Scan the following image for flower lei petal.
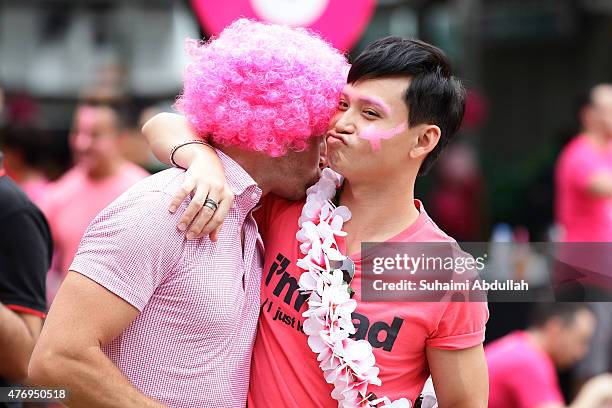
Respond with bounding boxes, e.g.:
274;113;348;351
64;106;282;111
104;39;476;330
295;168;413;408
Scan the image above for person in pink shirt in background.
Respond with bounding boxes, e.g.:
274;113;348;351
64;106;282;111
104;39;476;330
486;303;612;408
28;19;348;408
40;101;148;299
554;84;612;397
555;84;612;243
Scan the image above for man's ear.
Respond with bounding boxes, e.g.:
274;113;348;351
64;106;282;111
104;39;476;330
319;137;328;169
409;125;441;160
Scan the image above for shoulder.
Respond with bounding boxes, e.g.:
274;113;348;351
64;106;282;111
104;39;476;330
0;177;43;221
400;200;457;244
0;176;27;216
487;333;541;366
120;161;150;181
40;167;85;209
558;135;593;163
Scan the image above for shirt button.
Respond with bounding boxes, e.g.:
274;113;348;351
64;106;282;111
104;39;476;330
251;192;258;200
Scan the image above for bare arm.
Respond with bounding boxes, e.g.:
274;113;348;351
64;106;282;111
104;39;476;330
0;304;42;382
28;272;165;408
142;112;233;240
564;373;612;408
426;344;488;408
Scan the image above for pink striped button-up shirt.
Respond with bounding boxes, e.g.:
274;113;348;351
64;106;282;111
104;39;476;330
70;150;262;407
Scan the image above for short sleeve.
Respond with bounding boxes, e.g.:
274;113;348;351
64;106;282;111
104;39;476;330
426;300;489;350
69;190;187;312
0;209;51;316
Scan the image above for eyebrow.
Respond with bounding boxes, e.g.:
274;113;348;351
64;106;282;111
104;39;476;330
342;90;392;115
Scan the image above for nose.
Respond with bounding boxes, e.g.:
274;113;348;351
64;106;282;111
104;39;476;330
72;131;92;152
333;111;356;135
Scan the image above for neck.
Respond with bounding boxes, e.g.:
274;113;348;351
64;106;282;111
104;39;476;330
15;168;44;183
86;157;123;180
526;329;551;356
216;145;274;196
338;172;420;246
585;130;610;147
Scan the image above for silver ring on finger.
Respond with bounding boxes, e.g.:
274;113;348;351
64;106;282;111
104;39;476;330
203;198;218;212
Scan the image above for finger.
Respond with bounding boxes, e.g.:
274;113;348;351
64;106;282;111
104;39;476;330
186;196;218;239
201;194;231;240
190;184;222;235
210;226;221;243
179;189;209;232
169;178;196;213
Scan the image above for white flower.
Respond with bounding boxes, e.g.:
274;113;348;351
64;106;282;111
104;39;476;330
295;168;416;408
376;398;412;408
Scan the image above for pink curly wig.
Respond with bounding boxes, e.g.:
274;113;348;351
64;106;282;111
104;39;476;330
176;18;349;157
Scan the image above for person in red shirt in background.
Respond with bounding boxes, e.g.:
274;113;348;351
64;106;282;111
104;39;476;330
486;303;612;408
41;101;148;299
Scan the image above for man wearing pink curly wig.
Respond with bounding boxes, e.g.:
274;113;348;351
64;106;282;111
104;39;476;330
28;19;348;408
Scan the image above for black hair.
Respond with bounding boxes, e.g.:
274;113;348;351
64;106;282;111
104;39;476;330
529;303;592;329
0;125;46;167
347;37;466;176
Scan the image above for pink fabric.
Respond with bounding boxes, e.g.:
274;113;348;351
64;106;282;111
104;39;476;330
20;177;50;208
555;134;612;242
190;0;375;51
69;151;263;408
486;331;564;408
249;196;488;407
41;162;148;277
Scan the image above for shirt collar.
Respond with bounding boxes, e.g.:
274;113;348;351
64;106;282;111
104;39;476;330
215;148;262;206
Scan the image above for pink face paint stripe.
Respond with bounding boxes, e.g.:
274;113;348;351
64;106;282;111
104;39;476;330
359;122;407;151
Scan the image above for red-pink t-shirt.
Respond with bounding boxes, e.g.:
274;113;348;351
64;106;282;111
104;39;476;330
486;331;564;408
555;134;612;242
41;162;148;276
249;196;489;407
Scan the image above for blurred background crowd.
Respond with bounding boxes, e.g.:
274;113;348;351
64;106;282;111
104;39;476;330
1;0;612;406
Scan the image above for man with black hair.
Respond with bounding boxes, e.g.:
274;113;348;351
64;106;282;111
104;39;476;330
487;303;612;408
0;150;51;407
145;36;489;407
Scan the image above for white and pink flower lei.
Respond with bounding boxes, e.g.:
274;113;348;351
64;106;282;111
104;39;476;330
295;168;415;408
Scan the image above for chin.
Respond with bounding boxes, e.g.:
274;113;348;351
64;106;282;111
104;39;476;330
288;190;307;201
276;188;307;201
327;161;347;177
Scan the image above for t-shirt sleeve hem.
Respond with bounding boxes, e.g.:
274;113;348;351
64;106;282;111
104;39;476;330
70;263;147;312
4;304;46;318
426;328;485;350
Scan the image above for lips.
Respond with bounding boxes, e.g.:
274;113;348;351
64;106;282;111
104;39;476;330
326;131;347;145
